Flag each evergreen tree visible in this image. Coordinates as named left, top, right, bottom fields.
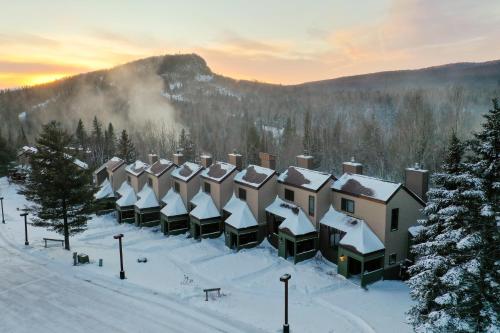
left=245, top=122, right=260, bottom=165
left=20, top=121, right=95, bottom=250
left=16, top=125, right=28, bottom=147
left=74, top=118, right=87, bottom=150
left=117, top=129, right=136, bottom=163
left=303, top=110, right=312, bottom=152
left=465, top=99, right=500, bottom=331
left=407, top=133, right=486, bottom=332
left=0, top=131, right=15, bottom=176
left=104, top=122, right=116, bottom=160
left=90, top=116, right=104, bottom=166
left=178, top=128, right=195, bottom=162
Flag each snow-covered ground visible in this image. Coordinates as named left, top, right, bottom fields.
left=0, top=178, right=413, bottom=333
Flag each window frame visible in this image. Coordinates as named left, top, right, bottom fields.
left=147, top=177, right=153, bottom=187
left=238, top=187, right=247, bottom=201
left=204, top=182, right=211, bottom=194
left=174, top=181, right=180, bottom=193
left=308, top=195, right=315, bottom=216
left=341, top=198, right=355, bottom=214
left=389, top=253, right=397, bottom=265
left=391, top=208, right=399, bottom=231
left=284, top=188, right=294, bottom=202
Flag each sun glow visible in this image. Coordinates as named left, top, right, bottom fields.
left=24, top=73, right=69, bottom=86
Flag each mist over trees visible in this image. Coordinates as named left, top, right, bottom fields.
left=1, top=54, right=499, bottom=180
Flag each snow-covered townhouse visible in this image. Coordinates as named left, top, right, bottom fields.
left=319, top=160, right=426, bottom=286
left=115, top=160, right=149, bottom=224
left=93, top=157, right=127, bottom=212
left=189, top=156, right=237, bottom=239
left=134, top=154, right=175, bottom=227
left=160, top=154, right=204, bottom=235
left=265, top=155, right=333, bottom=264
left=222, top=152, right=277, bottom=250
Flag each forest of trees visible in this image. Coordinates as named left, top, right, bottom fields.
left=1, top=54, right=499, bottom=181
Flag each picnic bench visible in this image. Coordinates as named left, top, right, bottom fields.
left=203, top=288, right=221, bottom=301
left=43, top=238, right=64, bottom=248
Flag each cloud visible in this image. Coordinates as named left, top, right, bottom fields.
left=0, top=60, right=89, bottom=74
left=0, top=33, right=61, bottom=47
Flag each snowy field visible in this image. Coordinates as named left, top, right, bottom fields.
left=0, top=177, right=413, bottom=333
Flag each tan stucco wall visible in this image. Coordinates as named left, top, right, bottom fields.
left=204, top=172, right=235, bottom=212
left=108, top=165, right=126, bottom=192
left=331, top=191, right=387, bottom=243
left=257, top=175, right=278, bottom=224
left=150, top=169, right=173, bottom=200
left=279, top=180, right=332, bottom=227
left=385, top=189, right=424, bottom=268
left=128, top=172, right=148, bottom=193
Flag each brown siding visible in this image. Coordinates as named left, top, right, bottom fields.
left=108, top=164, right=126, bottom=192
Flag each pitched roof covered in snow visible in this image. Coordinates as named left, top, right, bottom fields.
left=116, top=185, right=137, bottom=207
left=279, top=208, right=316, bottom=236
left=116, top=180, right=133, bottom=197
left=234, top=164, right=275, bottom=189
left=106, top=157, right=125, bottom=172
left=146, top=158, right=174, bottom=177
left=278, top=166, right=331, bottom=192
left=189, top=189, right=220, bottom=220
left=332, top=173, right=402, bottom=203
left=320, top=206, right=384, bottom=254
left=17, top=146, right=38, bottom=157
left=200, top=161, right=236, bottom=183
left=160, top=188, right=188, bottom=217
left=126, top=160, right=150, bottom=177
left=135, top=185, right=160, bottom=209
left=171, top=161, right=204, bottom=182
left=224, top=198, right=258, bottom=229
left=94, top=179, right=115, bottom=200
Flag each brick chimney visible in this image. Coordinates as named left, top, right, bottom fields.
left=200, top=154, right=213, bottom=168
left=228, top=150, right=243, bottom=171
left=259, top=152, right=276, bottom=170
left=296, top=154, right=314, bottom=169
left=405, top=163, right=429, bottom=202
left=173, top=150, right=185, bottom=166
left=342, top=157, right=363, bottom=175
left=148, top=153, right=159, bottom=165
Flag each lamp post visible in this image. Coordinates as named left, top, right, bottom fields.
left=280, top=273, right=291, bottom=333
left=0, top=197, right=5, bottom=224
left=20, top=212, right=29, bottom=246
left=113, top=233, right=125, bottom=279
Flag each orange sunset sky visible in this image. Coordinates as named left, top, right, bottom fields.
left=1, top=0, right=499, bottom=89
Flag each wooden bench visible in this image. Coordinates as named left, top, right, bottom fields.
left=43, top=238, right=64, bottom=248
left=203, top=288, right=221, bottom=301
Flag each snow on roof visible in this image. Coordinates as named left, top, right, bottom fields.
left=126, top=160, right=150, bottom=176
left=135, top=185, right=160, bottom=209
left=18, top=146, right=38, bottom=156
left=234, top=164, right=275, bottom=188
left=265, top=196, right=298, bottom=219
left=94, top=179, right=115, bottom=200
left=332, top=173, right=401, bottom=202
left=201, top=161, right=236, bottom=182
left=72, top=157, right=88, bottom=170
left=116, top=186, right=137, bottom=207
left=343, top=161, right=362, bottom=167
left=320, top=206, right=384, bottom=254
left=146, top=158, right=173, bottom=177
left=408, top=225, right=424, bottom=237
left=171, top=161, right=203, bottom=182
left=160, top=189, right=188, bottom=217
left=116, top=180, right=133, bottom=197
left=279, top=208, right=316, bottom=236
left=278, top=166, right=331, bottom=191
left=94, top=163, right=107, bottom=174
left=224, top=197, right=258, bottom=229
left=106, top=157, right=125, bottom=172
left=189, top=190, right=220, bottom=220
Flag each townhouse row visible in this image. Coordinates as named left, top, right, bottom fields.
left=94, top=151, right=427, bottom=287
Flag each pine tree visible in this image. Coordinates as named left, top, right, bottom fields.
left=303, top=110, right=312, bottom=153
left=117, top=129, right=136, bottom=163
left=20, top=121, right=95, bottom=250
left=246, top=122, right=260, bottom=164
left=16, top=125, right=28, bottom=147
left=178, top=128, right=195, bottom=162
left=0, top=131, right=15, bottom=176
left=465, top=99, right=500, bottom=331
left=90, top=116, right=104, bottom=166
left=75, top=118, right=87, bottom=150
left=407, top=133, right=486, bottom=332
left=104, top=122, right=116, bottom=160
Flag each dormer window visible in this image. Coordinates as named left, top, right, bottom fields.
left=127, top=175, right=131, bottom=184
left=341, top=198, right=355, bottom=214
left=174, top=182, right=180, bottom=193
left=148, top=177, right=153, bottom=187
left=284, top=188, right=294, bottom=202
left=238, top=188, right=247, bottom=201
left=204, top=182, right=211, bottom=194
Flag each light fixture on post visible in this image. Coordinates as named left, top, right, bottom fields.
left=113, top=233, right=125, bottom=279
left=280, top=273, right=291, bottom=333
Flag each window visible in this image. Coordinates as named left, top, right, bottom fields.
left=389, top=253, right=397, bottom=265
left=148, top=177, right=153, bottom=187
left=238, top=188, right=247, bottom=201
left=204, top=182, right=211, bottom=194
left=341, top=198, right=355, bottom=213
left=308, top=195, right=315, bottom=216
left=329, top=228, right=345, bottom=247
left=284, top=188, right=294, bottom=202
left=239, top=232, right=258, bottom=245
left=127, top=175, right=131, bottom=184
left=174, top=182, right=180, bottom=193
left=391, top=208, right=399, bottom=231
left=296, top=239, right=315, bottom=254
